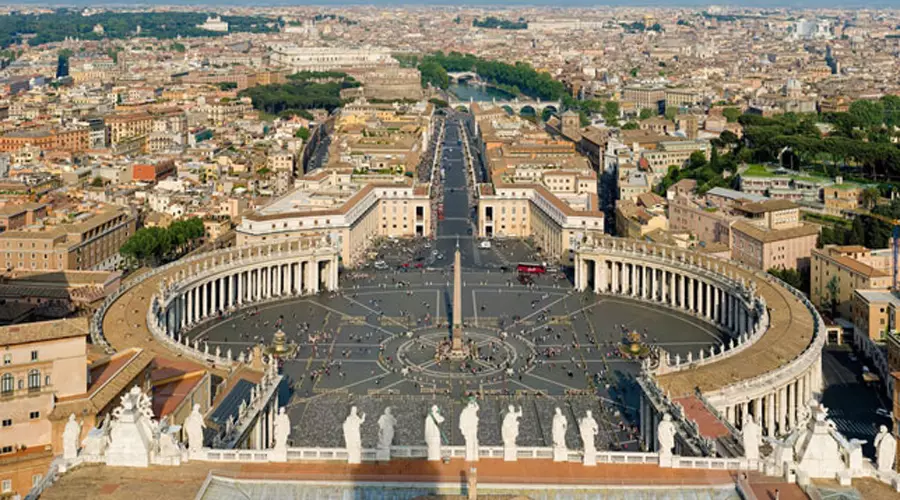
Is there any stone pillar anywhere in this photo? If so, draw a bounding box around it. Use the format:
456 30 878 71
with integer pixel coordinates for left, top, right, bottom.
766 392 775 436
650 267 657 301
310 261 320 294
786 382 794 430
712 286 722 324
686 278 693 312
778 386 787 433
668 272 675 305
219 278 225 311
611 262 618 293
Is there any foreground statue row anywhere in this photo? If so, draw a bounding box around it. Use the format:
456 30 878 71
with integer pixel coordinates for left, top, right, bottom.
341 401 674 465
56 386 899 494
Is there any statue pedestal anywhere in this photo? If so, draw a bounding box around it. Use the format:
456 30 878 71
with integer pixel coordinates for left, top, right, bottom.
658 454 674 468
583 449 596 466
376 446 391 462
503 446 516 462
270 447 287 463
553 447 567 462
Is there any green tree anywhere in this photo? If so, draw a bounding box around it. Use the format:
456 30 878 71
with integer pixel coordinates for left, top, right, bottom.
622 121 639 130
861 186 880 210
825 275 840 317
664 107 678 121
639 108 653 120
602 101 620 126
722 107 742 123
849 99 885 128
294 127 310 140
90 176 104 188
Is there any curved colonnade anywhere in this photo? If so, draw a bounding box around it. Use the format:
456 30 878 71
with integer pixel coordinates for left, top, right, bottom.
94 238 339 369
574 237 825 441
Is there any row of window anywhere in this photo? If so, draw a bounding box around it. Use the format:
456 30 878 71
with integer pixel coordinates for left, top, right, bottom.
2 351 38 365
0 370 46 394
1 412 39 427
0 474 42 493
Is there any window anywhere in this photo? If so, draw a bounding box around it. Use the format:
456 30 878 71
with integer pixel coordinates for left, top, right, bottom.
1 419 10 427
30 350 38 361
29 411 39 420
27 369 40 390
1 479 9 492
2 354 9 365
0 374 11 395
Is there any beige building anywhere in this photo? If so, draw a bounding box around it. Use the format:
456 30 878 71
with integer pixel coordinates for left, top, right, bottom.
668 196 733 247
851 289 900 343
729 200 819 271
810 245 892 317
236 172 431 266
0 207 136 272
615 195 668 239
622 86 665 111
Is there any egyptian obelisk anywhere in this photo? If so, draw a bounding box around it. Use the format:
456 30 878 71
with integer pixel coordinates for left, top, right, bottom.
451 237 463 351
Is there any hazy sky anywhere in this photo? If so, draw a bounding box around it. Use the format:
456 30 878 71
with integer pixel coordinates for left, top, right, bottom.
10 0 900 7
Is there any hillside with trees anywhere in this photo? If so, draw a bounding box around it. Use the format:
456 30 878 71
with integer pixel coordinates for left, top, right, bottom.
0 10 274 48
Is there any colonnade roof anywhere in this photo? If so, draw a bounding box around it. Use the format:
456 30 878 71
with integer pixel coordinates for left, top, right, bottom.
101 257 230 377
655 264 815 398
99 241 333 378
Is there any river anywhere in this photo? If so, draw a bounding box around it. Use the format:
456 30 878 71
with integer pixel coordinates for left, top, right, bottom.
448 82 515 102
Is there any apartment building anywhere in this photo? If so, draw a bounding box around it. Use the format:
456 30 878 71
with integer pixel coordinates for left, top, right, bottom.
473 111 603 262
615 194 668 239
105 108 187 153
0 203 47 232
622 86 666 112
0 127 89 154
729 200 819 271
0 207 136 272
0 319 90 497
851 289 900 343
810 245 892 318
667 195 733 246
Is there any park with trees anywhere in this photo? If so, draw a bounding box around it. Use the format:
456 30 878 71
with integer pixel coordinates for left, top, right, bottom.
119 217 206 269
0 9 273 48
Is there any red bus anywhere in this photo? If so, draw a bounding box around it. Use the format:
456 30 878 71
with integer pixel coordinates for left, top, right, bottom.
517 262 546 274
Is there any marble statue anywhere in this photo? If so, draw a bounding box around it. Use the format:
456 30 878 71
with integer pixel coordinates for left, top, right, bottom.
657 413 676 460
501 405 523 461
742 415 761 461
273 407 290 451
106 387 156 467
875 425 897 473
459 400 480 462
425 405 444 461
579 411 599 466
157 425 182 462
185 403 206 454
377 407 396 461
63 414 81 460
552 407 568 462
342 406 365 464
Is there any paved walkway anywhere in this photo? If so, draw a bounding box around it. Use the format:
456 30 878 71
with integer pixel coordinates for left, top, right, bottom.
43 458 740 500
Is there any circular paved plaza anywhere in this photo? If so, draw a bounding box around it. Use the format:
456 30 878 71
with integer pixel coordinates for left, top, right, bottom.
184 268 727 451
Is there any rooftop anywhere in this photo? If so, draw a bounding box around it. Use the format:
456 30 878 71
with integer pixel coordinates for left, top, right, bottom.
0 317 88 346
